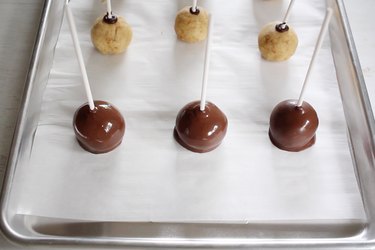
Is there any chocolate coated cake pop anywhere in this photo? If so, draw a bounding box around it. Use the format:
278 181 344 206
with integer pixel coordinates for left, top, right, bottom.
269 99 318 152
174 101 228 153
258 22 298 61
175 6 209 43
91 13 132 54
73 100 125 154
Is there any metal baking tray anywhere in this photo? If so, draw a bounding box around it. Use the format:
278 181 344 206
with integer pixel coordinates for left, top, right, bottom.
1 0 375 248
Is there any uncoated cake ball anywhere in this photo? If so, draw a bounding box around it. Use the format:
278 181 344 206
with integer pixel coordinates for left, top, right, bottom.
175 6 209 43
91 16 132 55
258 22 298 61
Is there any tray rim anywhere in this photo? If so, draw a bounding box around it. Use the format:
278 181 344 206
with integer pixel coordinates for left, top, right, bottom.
1 0 375 248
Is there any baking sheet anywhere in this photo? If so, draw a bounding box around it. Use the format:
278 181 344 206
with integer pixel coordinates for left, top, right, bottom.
9 0 365 223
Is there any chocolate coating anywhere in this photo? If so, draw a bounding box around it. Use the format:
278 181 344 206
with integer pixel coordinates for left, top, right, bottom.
275 22 289 32
73 100 125 154
174 101 228 153
269 99 319 152
103 12 118 24
189 7 200 15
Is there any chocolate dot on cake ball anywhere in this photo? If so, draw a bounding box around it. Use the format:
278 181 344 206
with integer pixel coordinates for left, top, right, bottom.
73 100 125 154
91 14 132 54
269 99 318 152
258 22 298 61
175 6 209 43
174 101 228 153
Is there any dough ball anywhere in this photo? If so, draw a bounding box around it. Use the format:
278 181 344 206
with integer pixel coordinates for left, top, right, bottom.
258 22 298 61
175 6 209 43
91 16 132 55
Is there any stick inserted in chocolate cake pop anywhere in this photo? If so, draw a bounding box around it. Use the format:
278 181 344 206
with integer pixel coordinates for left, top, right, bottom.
199 14 214 111
65 2 125 154
297 8 333 107
175 0 209 43
65 2 95 111
174 15 228 153
91 0 132 54
268 8 333 152
258 0 298 61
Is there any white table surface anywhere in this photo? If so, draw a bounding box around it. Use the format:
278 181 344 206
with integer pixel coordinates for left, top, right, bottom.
0 0 373 249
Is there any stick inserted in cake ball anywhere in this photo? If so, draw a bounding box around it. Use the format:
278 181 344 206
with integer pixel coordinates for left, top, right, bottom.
283 0 296 24
65 2 95 111
66 2 126 154
297 8 333 107
192 0 198 12
258 0 298 61
175 1 208 43
200 14 213 111
277 0 296 31
106 0 113 18
174 14 227 153
268 8 333 152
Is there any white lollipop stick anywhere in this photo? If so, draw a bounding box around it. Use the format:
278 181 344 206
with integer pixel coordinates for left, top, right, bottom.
282 0 296 23
65 3 95 111
192 0 198 12
107 0 113 18
200 14 213 111
297 8 333 107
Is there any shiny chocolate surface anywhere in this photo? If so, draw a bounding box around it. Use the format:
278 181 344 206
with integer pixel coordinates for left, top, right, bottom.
73 100 125 154
269 99 319 152
174 101 228 153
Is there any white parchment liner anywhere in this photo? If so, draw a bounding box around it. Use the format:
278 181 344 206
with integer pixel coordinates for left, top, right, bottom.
11 0 365 222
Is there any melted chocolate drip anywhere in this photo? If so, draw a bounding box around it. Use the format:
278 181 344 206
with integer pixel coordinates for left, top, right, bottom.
269 99 319 152
73 101 125 154
189 7 200 15
275 22 289 32
174 101 228 153
103 12 118 24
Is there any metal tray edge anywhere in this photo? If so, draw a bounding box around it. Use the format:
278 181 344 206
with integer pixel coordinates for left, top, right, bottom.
1 0 374 249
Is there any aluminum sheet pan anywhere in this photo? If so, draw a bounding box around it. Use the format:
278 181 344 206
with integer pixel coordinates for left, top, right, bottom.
1 0 375 248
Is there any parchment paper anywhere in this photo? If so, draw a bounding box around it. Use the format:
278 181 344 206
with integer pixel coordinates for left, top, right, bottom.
11 0 366 222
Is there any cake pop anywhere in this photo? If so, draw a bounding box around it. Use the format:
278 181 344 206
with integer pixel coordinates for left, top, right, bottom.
174 101 228 153
73 101 125 154
66 2 125 154
258 0 298 61
269 100 318 152
174 15 228 153
175 0 208 43
91 0 132 54
258 22 298 61
268 8 333 152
